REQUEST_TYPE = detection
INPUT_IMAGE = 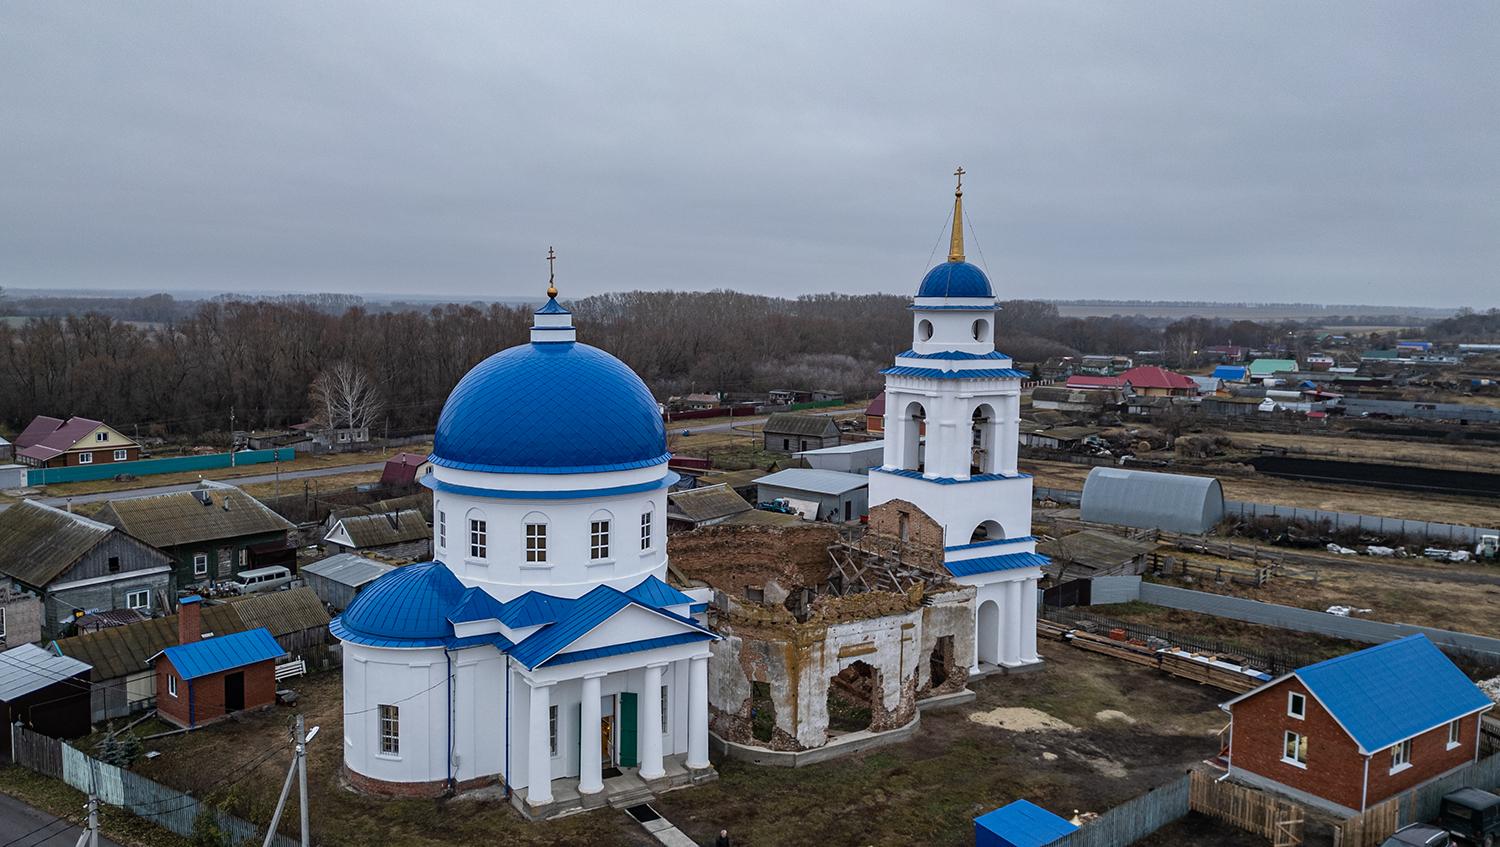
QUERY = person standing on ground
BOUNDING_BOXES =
[715,829,730,847]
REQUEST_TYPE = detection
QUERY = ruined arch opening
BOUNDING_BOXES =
[826,660,878,736]
[929,634,955,690]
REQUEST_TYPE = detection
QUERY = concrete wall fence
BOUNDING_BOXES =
[9,724,298,847]
[28,447,296,485]
[1035,485,1500,545]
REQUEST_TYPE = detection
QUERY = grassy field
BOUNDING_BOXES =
[117,641,1224,847]
[1228,431,1500,474]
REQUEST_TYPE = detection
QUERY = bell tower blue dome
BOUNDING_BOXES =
[429,293,669,476]
[917,260,993,298]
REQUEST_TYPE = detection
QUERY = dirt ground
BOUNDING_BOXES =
[1131,810,1336,846]
[1023,458,1500,527]
[1229,431,1500,474]
[123,641,1226,847]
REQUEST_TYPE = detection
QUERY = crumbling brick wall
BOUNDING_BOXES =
[866,499,945,566]
[669,523,838,596]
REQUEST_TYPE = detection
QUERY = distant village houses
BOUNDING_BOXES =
[14,416,141,469]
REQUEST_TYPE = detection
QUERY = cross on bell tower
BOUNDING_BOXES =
[546,247,558,298]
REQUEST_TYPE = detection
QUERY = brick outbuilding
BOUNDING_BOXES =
[1221,634,1494,815]
[150,596,284,728]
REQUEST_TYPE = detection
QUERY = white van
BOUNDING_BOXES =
[231,565,292,595]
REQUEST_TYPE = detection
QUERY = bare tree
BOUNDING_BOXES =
[309,362,385,431]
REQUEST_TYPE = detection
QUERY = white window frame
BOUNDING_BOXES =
[113,449,129,462]
[1391,738,1412,773]
[379,704,400,756]
[1287,691,1305,720]
[1281,730,1307,769]
[525,520,548,564]
[437,510,446,550]
[167,674,177,698]
[95,431,108,442]
[1447,719,1462,750]
[78,452,93,464]
[193,553,209,577]
[549,704,560,757]
[640,510,653,552]
[469,514,488,560]
[126,590,149,611]
[590,518,611,561]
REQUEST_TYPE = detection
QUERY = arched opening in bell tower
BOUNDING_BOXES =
[899,401,926,472]
[971,403,1000,474]
[969,519,1006,544]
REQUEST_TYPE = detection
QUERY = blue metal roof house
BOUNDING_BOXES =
[1220,634,1495,814]
[975,799,1078,847]
[148,596,286,728]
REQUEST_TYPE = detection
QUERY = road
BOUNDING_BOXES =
[0,793,122,847]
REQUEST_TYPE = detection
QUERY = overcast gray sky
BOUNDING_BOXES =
[2,2,1496,306]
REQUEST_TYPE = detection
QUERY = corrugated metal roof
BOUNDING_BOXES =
[95,483,293,549]
[762,413,839,438]
[54,604,250,680]
[157,627,285,680]
[974,799,1078,847]
[1248,358,1299,376]
[226,587,330,638]
[0,500,115,587]
[1037,530,1157,569]
[334,509,428,548]
[15,416,111,462]
[0,644,91,701]
[945,552,1049,578]
[756,468,869,496]
[546,632,711,667]
[301,553,393,589]
[448,586,508,624]
[1212,365,1248,380]
[793,440,885,457]
[880,366,1029,380]
[499,591,575,628]
[509,584,715,670]
[1293,634,1494,753]
[668,484,752,522]
[1081,468,1224,534]
[625,575,693,608]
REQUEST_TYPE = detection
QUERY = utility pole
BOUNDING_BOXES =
[262,714,319,847]
[296,713,311,847]
[76,759,99,847]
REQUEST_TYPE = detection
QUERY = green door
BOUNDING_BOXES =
[619,692,638,767]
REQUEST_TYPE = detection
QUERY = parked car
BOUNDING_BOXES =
[230,565,293,595]
[1441,788,1500,847]
[1380,824,1450,847]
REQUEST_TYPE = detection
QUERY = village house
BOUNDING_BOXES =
[150,596,284,728]
[1064,374,1130,391]
[0,587,44,649]
[0,500,175,638]
[1221,634,1494,815]
[864,392,886,435]
[291,420,371,453]
[94,481,296,590]
[299,553,394,611]
[755,468,869,523]
[666,484,755,531]
[323,508,431,561]
[14,415,141,469]
[224,586,332,661]
[1117,366,1198,397]
[0,644,92,762]
[761,413,841,454]
[379,452,431,488]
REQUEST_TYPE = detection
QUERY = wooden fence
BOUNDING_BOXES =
[1334,751,1500,847]
[1189,769,1304,846]
[1334,797,1399,847]
[1048,772,1191,847]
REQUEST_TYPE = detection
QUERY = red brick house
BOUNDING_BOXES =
[149,596,284,728]
[14,416,141,469]
[1221,635,1494,814]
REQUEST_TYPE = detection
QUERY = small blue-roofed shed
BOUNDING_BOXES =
[149,625,286,728]
[975,800,1078,847]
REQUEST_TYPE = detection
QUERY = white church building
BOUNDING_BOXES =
[868,169,1044,674]
[332,264,717,814]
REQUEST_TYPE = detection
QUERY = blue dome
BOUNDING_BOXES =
[332,562,466,646]
[916,261,994,299]
[432,341,669,474]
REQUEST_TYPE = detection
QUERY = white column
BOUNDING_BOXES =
[639,663,666,780]
[687,656,710,769]
[1001,580,1023,666]
[526,679,554,806]
[579,674,604,795]
[1020,577,1040,664]
[1000,394,1020,475]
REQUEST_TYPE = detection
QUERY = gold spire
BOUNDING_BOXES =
[948,166,966,263]
[546,246,558,298]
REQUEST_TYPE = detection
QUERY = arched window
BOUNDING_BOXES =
[522,511,549,564]
[917,319,934,342]
[971,403,998,474]
[466,508,488,560]
[640,507,654,552]
[900,400,926,472]
[971,318,990,342]
[589,510,613,561]
[970,520,1005,544]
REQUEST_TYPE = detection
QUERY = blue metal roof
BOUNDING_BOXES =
[509,583,716,670]
[880,366,1029,380]
[430,341,670,475]
[916,261,994,298]
[626,575,694,608]
[545,632,713,667]
[873,468,1030,484]
[1292,634,1494,753]
[945,552,1049,578]
[499,591,576,628]
[974,800,1078,847]
[897,349,1012,361]
[535,297,570,315]
[449,586,508,624]
[157,628,284,680]
[945,535,1035,552]
[422,472,675,501]
[331,561,469,647]
[1212,365,1247,380]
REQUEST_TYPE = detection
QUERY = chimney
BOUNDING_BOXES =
[179,595,202,645]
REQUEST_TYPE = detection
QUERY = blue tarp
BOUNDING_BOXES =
[975,800,1077,847]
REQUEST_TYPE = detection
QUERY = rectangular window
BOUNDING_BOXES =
[526,523,547,563]
[590,520,611,560]
[126,590,149,610]
[661,685,669,734]
[1391,738,1412,771]
[781,438,790,450]
[108,556,120,573]
[379,704,399,755]
[193,553,209,577]
[1287,691,1305,719]
[438,511,446,548]
[96,431,108,442]
[168,674,177,698]
[1448,719,1462,749]
[640,511,652,551]
[113,449,128,461]
[549,704,559,757]
[1282,731,1307,767]
[78,452,93,464]
[469,518,488,559]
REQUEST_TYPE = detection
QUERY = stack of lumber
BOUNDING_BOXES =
[1066,630,1160,668]
[1159,649,1270,694]
[1036,619,1073,641]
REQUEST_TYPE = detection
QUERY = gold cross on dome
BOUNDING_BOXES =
[954,166,965,195]
[546,246,557,298]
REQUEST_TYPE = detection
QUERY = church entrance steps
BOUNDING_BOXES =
[509,754,707,821]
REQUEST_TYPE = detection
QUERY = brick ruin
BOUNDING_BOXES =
[668,502,975,755]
